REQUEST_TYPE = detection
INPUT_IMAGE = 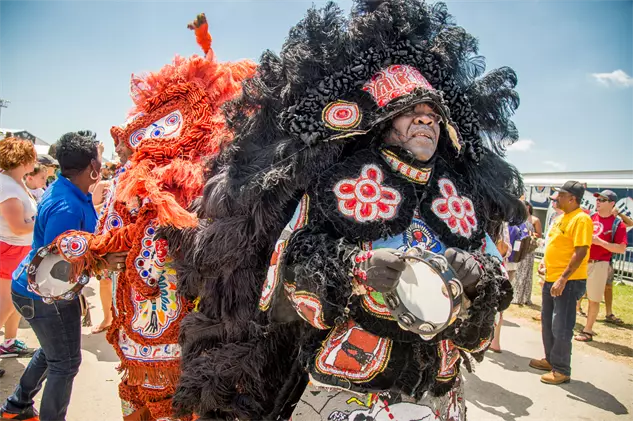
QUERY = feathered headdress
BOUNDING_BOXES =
[111,14,257,228]
[172,2,525,419]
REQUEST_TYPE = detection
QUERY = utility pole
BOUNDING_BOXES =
[0,99,10,127]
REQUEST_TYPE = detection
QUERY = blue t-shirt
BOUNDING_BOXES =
[12,176,98,299]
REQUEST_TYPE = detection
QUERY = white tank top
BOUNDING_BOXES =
[0,173,37,246]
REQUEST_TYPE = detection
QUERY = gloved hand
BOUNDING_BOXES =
[445,247,482,298]
[353,248,407,293]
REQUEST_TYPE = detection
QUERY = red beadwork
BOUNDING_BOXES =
[361,184,376,197]
[431,178,478,238]
[363,65,434,108]
[340,184,354,194]
[333,165,402,223]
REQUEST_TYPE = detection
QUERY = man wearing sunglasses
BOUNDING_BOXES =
[531,180,593,385]
[574,190,628,342]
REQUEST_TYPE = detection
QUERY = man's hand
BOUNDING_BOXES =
[592,235,606,246]
[537,261,546,277]
[354,248,406,293]
[550,277,567,297]
[104,252,128,272]
[445,248,482,291]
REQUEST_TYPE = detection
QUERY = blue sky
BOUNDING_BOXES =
[1,1,631,173]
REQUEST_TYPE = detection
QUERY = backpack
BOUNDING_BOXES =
[609,217,622,264]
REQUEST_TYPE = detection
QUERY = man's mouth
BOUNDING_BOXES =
[409,130,434,141]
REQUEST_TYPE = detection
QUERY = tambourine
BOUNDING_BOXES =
[27,243,90,303]
[382,247,463,339]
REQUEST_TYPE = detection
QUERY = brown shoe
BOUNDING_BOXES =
[529,358,553,371]
[541,370,570,385]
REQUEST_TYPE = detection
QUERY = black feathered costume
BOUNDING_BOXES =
[167,1,526,420]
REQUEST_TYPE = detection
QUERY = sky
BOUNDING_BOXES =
[1,0,631,173]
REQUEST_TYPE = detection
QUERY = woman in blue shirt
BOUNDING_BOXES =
[1,131,102,421]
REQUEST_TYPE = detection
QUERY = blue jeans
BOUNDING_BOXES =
[3,291,82,421]
[541,280,586,376]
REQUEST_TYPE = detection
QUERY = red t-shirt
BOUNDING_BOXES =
[590,214,628,261]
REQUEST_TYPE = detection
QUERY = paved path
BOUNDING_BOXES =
[1,280,631,420]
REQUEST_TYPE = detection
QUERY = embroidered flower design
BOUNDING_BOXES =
[431,178,477,238]
[334,165,402,223]
[58,235,89,259]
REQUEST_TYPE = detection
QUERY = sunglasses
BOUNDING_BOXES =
[596,198,611,203]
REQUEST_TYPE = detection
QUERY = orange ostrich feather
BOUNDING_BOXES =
[111,14,257,227]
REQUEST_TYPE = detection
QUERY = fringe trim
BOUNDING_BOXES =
[123,406,151,421]
[121,361,182,390]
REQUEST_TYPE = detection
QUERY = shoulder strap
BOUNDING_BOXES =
[611,217,622,244]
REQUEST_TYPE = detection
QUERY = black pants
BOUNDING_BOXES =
[3,291,82,421]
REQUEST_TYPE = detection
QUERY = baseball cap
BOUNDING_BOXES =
[37,154,59,166]
[594,189,618,202]
[553,180,585,201]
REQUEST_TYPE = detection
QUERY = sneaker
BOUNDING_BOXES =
[0,406,39,421]
[529,358,553,371]
[0,340,36,359]
[541,370,571,385]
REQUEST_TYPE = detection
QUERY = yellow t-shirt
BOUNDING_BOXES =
[544,208,593,282]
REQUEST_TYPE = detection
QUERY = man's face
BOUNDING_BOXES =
[383,103,441,162]
[556,191,577,213]
[115,141,133,165]
[595,196,615,213]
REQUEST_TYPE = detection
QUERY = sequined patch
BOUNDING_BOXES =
[315,320,392,382]
[322,100,362,130]
[363,64,434,107]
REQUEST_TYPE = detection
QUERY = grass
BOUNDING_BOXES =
[505,262,633,364]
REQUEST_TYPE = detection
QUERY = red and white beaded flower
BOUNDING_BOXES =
[334,165,402,223]
[431,178,477,238]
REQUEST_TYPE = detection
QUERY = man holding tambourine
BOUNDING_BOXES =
[171,2,527,420]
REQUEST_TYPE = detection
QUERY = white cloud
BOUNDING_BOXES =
[543,160,567,171]
[507,139,535,152]
[591,70,633,88]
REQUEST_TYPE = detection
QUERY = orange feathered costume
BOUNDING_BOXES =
[54,14,256,421]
